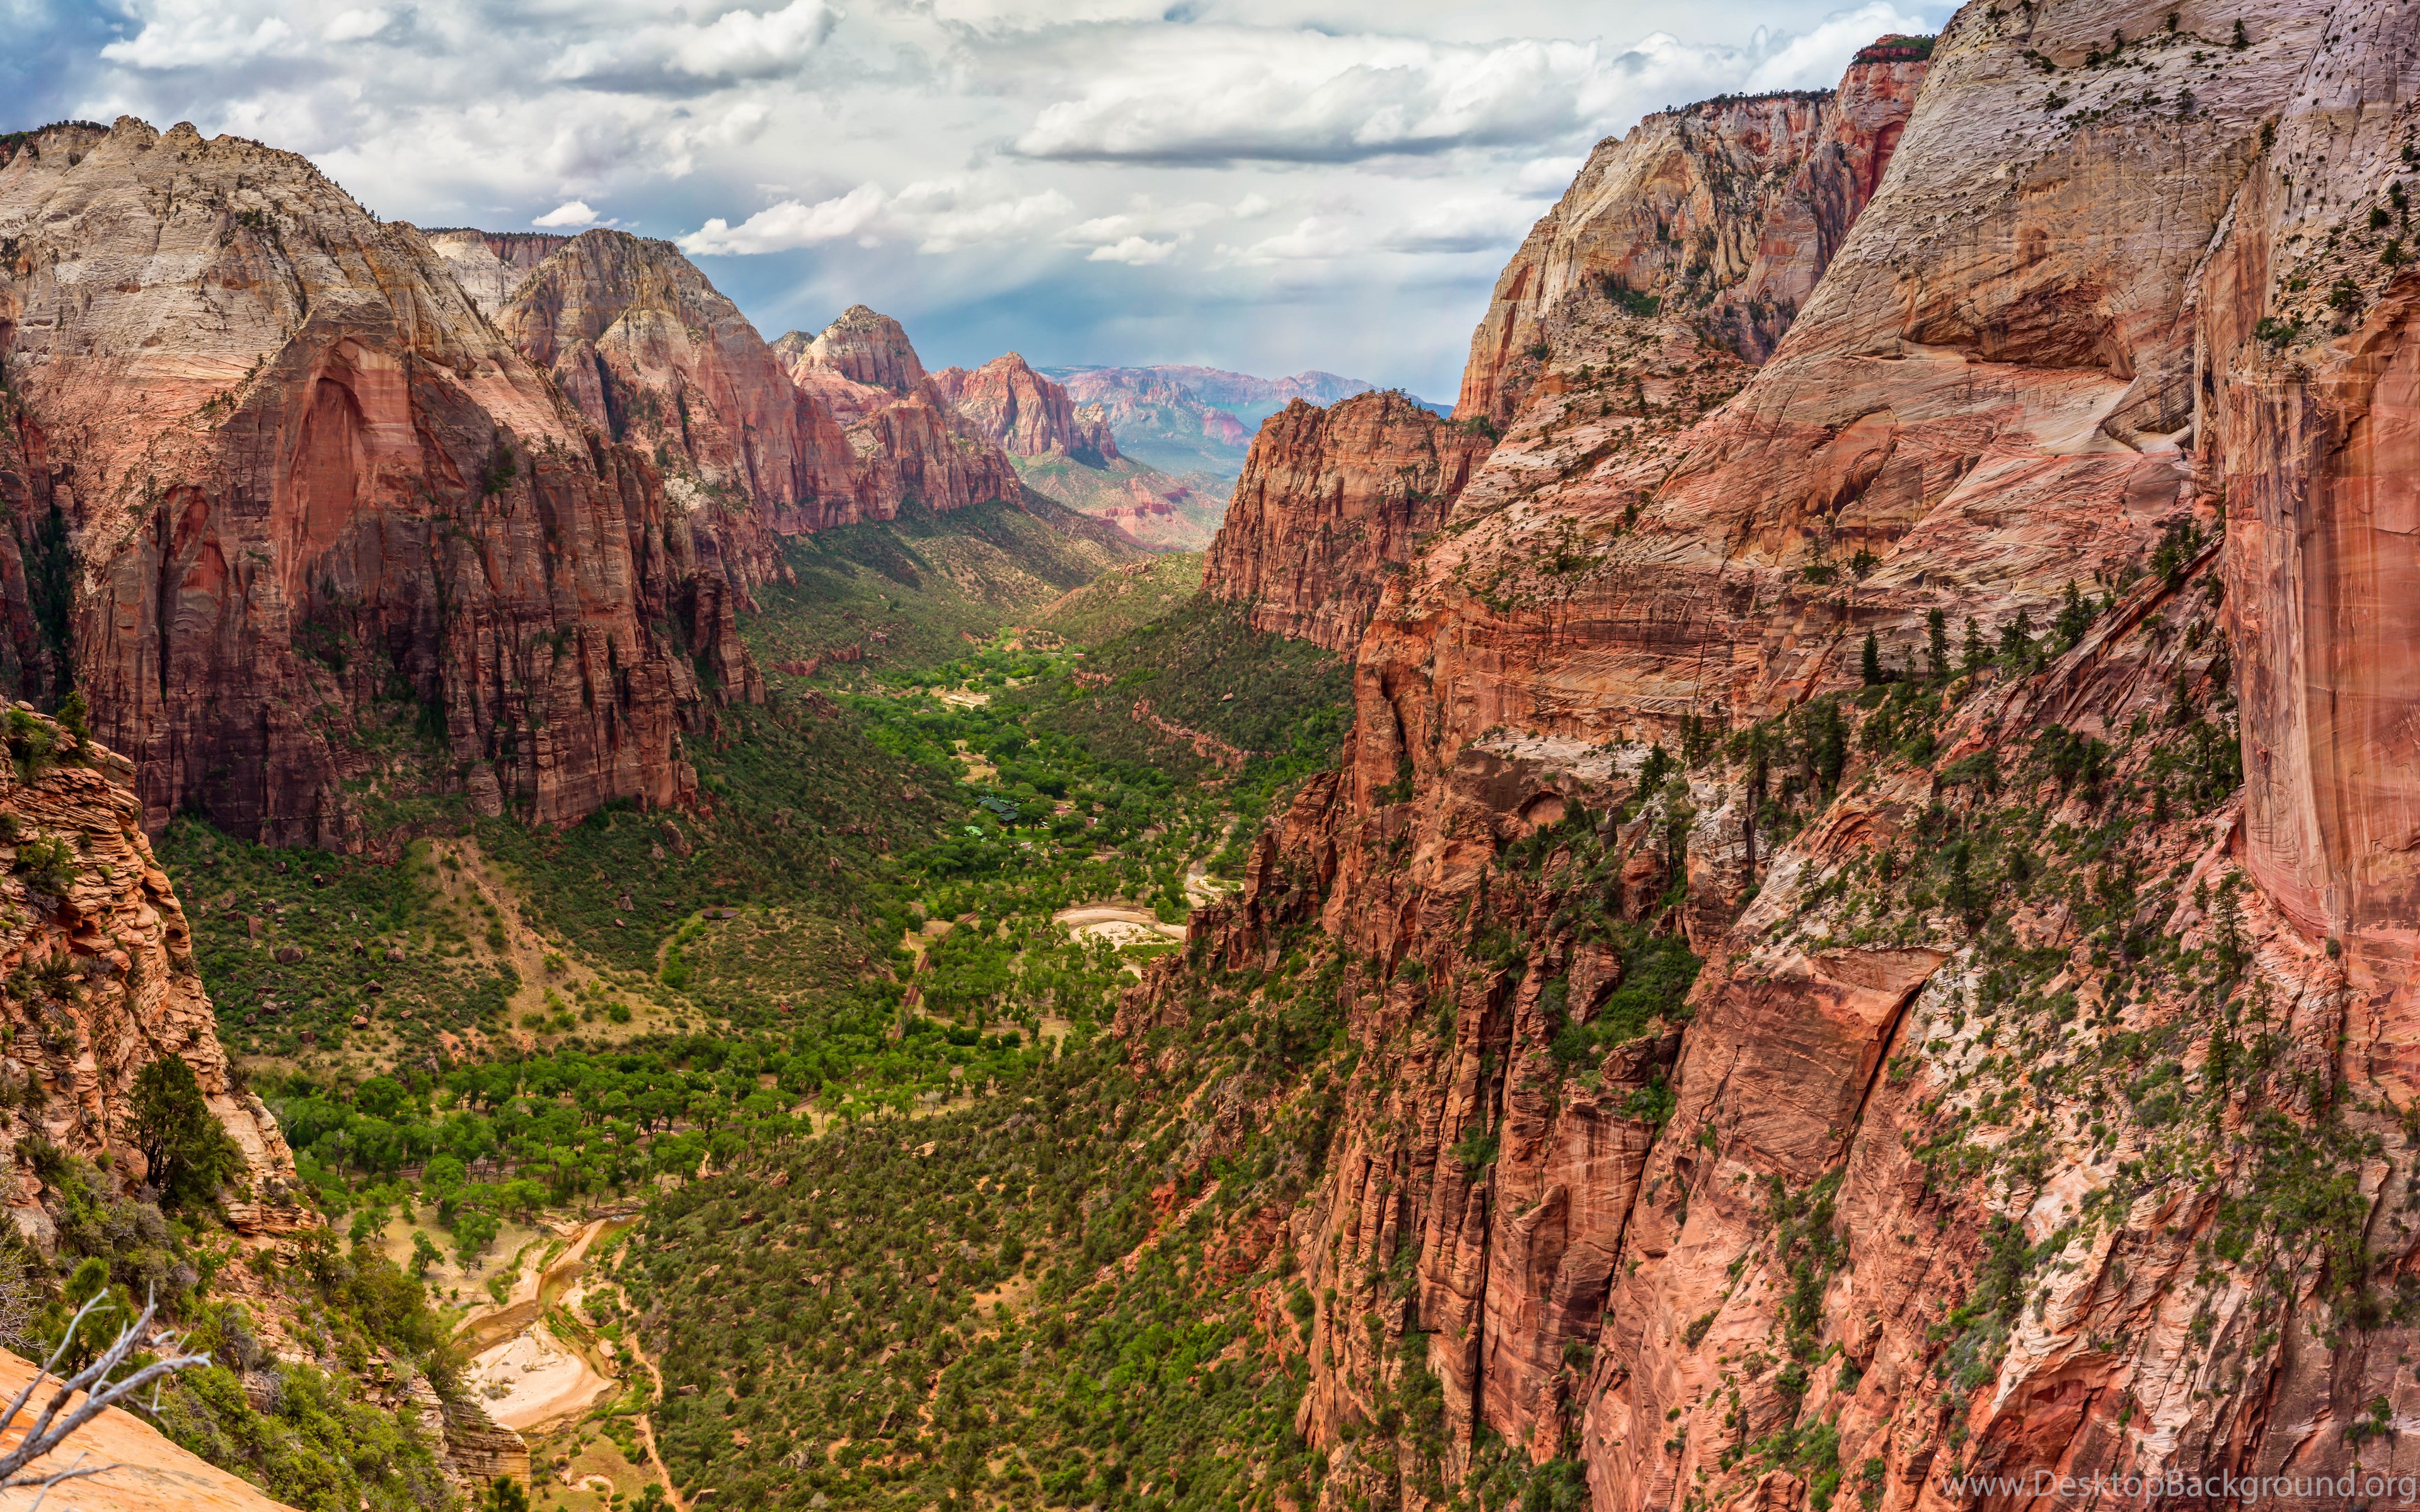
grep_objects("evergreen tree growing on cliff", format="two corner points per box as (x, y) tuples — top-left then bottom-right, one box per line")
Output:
(1860, 632), (1883, 686)
(1927, 609), (1950, 681)
(130, 1056), (243, 1211)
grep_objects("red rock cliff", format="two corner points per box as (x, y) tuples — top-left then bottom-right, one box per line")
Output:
(930, 352), (1120, 464)
(1204, 391), (1490, 654)
(1455, 50), (1927, 427)
(0, 118), (749, 844)
(0, 707), (308, 1242)
(1138, 6), (2420, 1511)
(493, 229), (860, 535)
(773, 309), (1023, 517)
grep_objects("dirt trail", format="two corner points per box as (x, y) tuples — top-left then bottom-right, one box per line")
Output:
(1051, 903), (1186, 944)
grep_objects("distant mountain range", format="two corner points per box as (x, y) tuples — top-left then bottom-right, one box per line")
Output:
(1041, 365), (1447, 476)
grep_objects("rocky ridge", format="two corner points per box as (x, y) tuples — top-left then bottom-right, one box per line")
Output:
(0, 118), (751, 845)
(930, 352), (1121, 464)
(0, 706), (306, 1241)
(1204, 391), (1491, 654)
(1155, 3), (2420, 1509)
(1455, 51), (1927, 428)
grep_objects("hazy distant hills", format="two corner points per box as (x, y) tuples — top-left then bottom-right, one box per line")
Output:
(1043, 364), (1446, 476)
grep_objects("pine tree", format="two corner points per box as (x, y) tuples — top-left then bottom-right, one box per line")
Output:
(1860, 632), (1884, 686)
(1927, 609), (1950, 681)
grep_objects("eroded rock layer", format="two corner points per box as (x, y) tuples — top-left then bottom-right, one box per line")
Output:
(0, 707), (308, 1246)
(1455, 49), (1927, 428)
(1204, 391), (1491, 654)
(0, 119), (750, 842)
(1149, 4), (2420, 1510)
(930, 352), (1120, 464)
(493, 229), (860, 536)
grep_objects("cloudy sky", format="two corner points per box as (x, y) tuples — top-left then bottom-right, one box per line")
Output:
(6, 0), (1944, 398)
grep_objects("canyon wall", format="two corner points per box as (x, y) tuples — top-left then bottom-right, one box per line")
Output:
(0, 707), (308, 1243)
(493, 229), (860, 536)
(0, 118), (748, 844)
(771, 309), (1026, 516)
(1151, 3), (2420, 1509)
(426, 229), (564, 318)
(1203, 391), (1491, 654)
(1454, 47), (1927, 428)
(930, 352), (1120, 464)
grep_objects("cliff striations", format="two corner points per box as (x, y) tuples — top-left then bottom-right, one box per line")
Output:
(0, 706), (306, 1242)
(771, 309), (1025, 517)
(1143, 4), (2420, 1511)
(930, 352), (1120, 464)
(1454, 50), (1927, 427)
(1204, 391), (1491, 654)
(492, 229), (859, 537)
(425, 229), (565, 319)
(0, 119), (753, 844)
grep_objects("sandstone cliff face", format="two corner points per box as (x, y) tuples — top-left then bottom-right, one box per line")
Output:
(786, 303), (927, 393)
(0, 707), (306, 1244)
(1203, 391), (1490, 654)
(493, 229), (859, 537)
(426, 229), (565, 319)
(771, 309), (1024, 517)
(2203, 2), (2420, 1000)
(844, 385), (1026, 521)
(930, 352), (1119, 463)
(0, 119), (744, 844)
(1143, 4), (2420, 1510)
(1453, 52), (1926, 427)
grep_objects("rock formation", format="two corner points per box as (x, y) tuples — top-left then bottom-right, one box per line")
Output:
(0, 1344), (297, 1512)
(778, 304), (928, 396)
(769, 309), (1025, 517)
(492, 228), (859, 536)
(1204, 391), (1491, 654)
(1454, 48), (1927, 427)
(0, 706), (308, 1244)
(929, 352), (1119, 464)
(0, 118), (752, 844)
(1155, 5), (2420, 1510)
(425, 229), (565, 319)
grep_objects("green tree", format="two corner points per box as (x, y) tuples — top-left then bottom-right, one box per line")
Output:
(131, 1056), (243, 1210)
(453, 1210), (501, 1267)
(1860, 632), (1883, 687)
(410, 1230), (446, 1277)
(483, 1477), (531, 1512)
(1926, 609), (1950, 681)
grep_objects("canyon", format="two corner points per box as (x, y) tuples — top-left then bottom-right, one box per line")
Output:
(1168, 3), (2420, 1509)
(0, 131), (1158, 850)
(4, 0), (2420, 1506)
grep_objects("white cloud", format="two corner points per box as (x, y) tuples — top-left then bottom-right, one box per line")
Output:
(1744, 1), (1928, 89)
(548, 0), (838, 86)
(681, 183), (890, 254)
(534, 199), (601, 227)
(1245, 215), (1358, 261)
(681, 178), (1073, 255)
(1013, 26), (1765, 164)
(1381, 198), (1532, 255)
(1231, 193), (1274, 219)
(101, 2), (296, 69)
(1088, 236), (1175, 265)
(322, 8), (391, 43)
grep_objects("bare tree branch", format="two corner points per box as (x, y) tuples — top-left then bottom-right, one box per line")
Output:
(0, 1288), (210, 1494)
